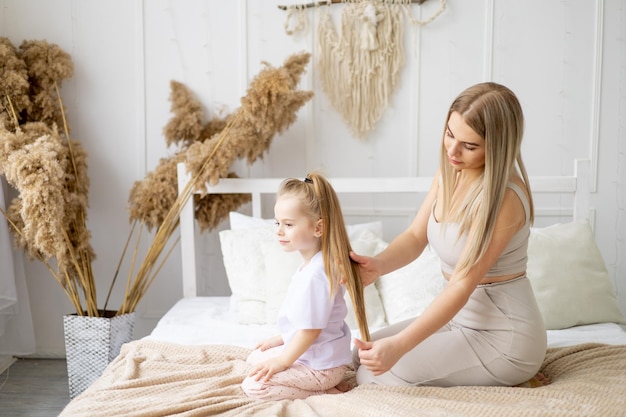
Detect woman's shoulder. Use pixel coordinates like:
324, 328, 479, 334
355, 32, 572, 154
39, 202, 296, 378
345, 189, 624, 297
505, 176, 530, 203
502, 177, 530, 225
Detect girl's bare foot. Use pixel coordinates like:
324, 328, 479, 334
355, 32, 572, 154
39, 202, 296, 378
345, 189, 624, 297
325, 381, 354, 394
335, 380, 354, 392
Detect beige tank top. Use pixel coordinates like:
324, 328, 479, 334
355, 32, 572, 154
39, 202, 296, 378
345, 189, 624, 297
427, 182, 530, 277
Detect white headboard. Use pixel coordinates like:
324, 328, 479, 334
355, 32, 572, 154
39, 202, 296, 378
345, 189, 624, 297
177, 159, 590, 298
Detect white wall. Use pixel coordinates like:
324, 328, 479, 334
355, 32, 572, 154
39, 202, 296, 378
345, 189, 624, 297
1, 0, 624, 355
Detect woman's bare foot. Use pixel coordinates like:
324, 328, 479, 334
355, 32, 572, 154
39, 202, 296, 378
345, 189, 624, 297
517, 371, 551, 387
534, 371, 551, 386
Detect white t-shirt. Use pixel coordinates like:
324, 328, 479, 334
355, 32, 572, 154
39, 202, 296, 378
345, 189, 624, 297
277, 251, 352, 370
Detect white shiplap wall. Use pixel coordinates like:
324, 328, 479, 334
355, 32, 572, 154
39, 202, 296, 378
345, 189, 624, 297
0, 0, 624, 355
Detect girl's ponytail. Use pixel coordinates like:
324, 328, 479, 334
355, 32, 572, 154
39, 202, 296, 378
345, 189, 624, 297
307, 173, 370, 342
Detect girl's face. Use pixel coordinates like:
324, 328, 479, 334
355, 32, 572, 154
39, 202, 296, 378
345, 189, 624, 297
444, 111, 486, 173
274, 195, 322, 261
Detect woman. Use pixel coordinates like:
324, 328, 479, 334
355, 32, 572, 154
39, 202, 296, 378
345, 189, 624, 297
350, 82, 547, 387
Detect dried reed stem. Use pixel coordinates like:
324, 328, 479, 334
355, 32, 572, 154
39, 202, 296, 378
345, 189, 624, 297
122, 221, 145, 312
4, 94, 19, 129
62, 230, 98, 316
62, 269, 86, 317
0, 206, 85, 314
133, 235, 181, 308
117, 110, 243, 315
103, 220, 137, 312
54, 81, 98, 315
55, 82, 79, 182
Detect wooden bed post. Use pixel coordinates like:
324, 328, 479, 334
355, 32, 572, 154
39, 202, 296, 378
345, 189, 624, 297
177, 163, 197, 298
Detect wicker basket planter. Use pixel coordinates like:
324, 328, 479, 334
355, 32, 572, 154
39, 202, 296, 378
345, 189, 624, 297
63, 310, 135, 399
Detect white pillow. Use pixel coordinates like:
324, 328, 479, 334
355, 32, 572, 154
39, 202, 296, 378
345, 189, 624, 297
229, 211, 274, 229
220, 213, 386, 324
263, 229, 388, 329
527, 219, 626, 330
219, 227, 274, 324
375, 245, 447, 324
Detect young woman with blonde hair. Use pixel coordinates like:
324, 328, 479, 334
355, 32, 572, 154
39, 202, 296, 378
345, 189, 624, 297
351, 82, 547, 387
242, 172, 368, 400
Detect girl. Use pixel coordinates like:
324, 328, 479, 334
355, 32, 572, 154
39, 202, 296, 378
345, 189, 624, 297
351, 82, 547, 387
241, 172, 369, 400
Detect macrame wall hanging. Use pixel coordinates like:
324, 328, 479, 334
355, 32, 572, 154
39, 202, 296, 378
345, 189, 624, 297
280, 0, 446, 139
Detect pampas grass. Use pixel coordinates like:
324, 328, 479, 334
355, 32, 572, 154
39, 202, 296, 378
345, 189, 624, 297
0, 39, 97, 316
186, 52, 313, 188
120, 52, 313, 314
19, 39, 74, 128
129, 52, 313, 232
0, 37, 31, 128
1, 38, 313, 317
162, 80, 204, 148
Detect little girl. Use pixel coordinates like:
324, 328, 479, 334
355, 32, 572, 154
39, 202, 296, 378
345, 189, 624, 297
241, 172, 369, 400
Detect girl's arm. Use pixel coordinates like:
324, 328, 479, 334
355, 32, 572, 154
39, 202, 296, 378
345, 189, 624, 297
357, 187, 526, 375
255, 335, 284, 351
249, 328, 322, 382
350, 173, 440, 286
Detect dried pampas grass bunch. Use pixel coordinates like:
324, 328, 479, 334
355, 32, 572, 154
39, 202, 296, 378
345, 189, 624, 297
1, 37, 312, 317
0, 38, 313, 317
0, 38, 97, 316
1, 38, 312, 316
120, 52, 313, 314
128, 52, 313, 232
128, 81, 248, 232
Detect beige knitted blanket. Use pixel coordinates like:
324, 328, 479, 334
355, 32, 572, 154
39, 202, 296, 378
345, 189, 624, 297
59, 340, 626, 417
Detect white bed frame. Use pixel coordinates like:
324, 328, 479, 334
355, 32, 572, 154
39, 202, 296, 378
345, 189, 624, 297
177, 160, 591, 298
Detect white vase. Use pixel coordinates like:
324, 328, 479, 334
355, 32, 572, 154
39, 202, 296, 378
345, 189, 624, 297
63, 310, 135, 399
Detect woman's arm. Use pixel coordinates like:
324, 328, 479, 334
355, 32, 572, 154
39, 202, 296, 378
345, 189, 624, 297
350, 173, 440, 286
248, 329, 322, 382
357, 187, 527, 375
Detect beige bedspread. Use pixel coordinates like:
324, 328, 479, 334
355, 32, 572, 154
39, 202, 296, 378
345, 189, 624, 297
59, 340, 626, 417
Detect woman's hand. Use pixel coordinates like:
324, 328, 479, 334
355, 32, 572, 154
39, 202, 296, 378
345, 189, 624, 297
248, 357, 289, 382
349, 251, 382, 287
255, 335, 284, 351
354, 336, 405, 376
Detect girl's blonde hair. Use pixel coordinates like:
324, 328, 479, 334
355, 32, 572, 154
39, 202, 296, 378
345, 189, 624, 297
278, 172, 370, 341
439, 82, 534, 275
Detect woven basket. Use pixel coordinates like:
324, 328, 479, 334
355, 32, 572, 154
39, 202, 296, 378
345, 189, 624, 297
63, 311, 135, 399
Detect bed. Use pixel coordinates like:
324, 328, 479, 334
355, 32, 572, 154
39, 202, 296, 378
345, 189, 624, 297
59, 159, 626, 417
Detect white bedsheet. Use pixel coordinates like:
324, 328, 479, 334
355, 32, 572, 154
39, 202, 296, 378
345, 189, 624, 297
147, 297, 278, 347
147, 296, 626, 348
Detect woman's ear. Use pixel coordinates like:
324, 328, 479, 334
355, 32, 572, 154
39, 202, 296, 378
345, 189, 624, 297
314, 218, 323, 238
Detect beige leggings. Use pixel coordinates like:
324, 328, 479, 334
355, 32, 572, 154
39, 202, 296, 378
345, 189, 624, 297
355, 276, 547, 387
242, 347, 348, 400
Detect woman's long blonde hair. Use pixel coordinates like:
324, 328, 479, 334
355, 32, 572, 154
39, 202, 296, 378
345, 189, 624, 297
439, 82, 534, 275
278, 172, 370, 341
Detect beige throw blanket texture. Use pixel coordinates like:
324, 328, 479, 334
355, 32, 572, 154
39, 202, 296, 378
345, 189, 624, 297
59, 340, 626, 417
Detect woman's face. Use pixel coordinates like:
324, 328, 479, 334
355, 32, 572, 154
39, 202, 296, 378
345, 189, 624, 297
274, 195, 321, 259
444, 111, 486, 173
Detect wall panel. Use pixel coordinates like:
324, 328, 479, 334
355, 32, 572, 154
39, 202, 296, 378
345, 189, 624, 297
1, 0, 624, 353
